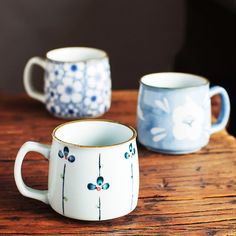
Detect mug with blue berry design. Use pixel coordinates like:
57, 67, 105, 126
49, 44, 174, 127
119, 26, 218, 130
14, 120, 139, 221
23, 47, 111, 118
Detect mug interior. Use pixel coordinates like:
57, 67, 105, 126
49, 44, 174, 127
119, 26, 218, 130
53, 120, 136, 147
141, 73, 209, 89
47, 47, 107, 62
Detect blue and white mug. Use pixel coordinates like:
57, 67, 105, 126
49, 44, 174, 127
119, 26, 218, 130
137, 72, 230, 154
14, 120, 139, 221
24, 47, 111, 118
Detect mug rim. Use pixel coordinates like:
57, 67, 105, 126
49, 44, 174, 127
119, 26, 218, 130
140, 72, 209, 89
52, 119, 137, 148
46, 46, 108, 63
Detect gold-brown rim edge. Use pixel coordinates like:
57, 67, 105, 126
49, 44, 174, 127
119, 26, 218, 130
52, 119, 137, 148
139, 72, 210, 89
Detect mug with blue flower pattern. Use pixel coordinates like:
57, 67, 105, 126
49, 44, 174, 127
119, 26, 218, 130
14, 120, 139, 221
23, 47, 111, 118
137, 72, 230, 154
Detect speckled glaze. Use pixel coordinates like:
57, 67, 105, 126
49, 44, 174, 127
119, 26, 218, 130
137, 73, 230, 154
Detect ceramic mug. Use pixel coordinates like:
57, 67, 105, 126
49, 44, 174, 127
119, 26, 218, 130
23, 47, 111, 118
137, 72, 230, 154
14, 120, 139, 221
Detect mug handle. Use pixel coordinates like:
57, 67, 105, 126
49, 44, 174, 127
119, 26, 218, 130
210, 86, 230, 134
14, 141, 50, 204
23, 57, 46, 103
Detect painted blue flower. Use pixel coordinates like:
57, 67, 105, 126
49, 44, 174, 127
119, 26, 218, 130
124, 143, 136, 159
71, 64, 78, 72
87, 176, 110, 191
45, 59, 111, 119
91, 95, 97, 102
56, 78, 82, 104
52, 64, 64, 79
58, 146, 75, 163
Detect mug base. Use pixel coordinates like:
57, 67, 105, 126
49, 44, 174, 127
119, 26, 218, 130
50, 203, 138, 221
47, 111, 107, 120
144, 145, 203, 155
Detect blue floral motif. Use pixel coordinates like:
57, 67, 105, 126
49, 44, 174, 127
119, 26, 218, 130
58, 146, 76, 215
58, 146, 75, 163
87, 153, 109, 220
124, 143, 136, 159
124, 143, 136, 211
70, 64, 78, 72
87, 176, 110, 191
45, 58, 111, 118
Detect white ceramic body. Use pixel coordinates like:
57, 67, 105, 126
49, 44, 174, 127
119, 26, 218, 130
23, 47, 111, 119
14, 120, 139, 221
137, 73, 230, 154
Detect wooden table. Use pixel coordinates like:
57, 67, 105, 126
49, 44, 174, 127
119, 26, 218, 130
0, 91, 236, 235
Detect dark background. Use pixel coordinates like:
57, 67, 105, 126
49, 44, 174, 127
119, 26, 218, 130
0, 0, 235, 135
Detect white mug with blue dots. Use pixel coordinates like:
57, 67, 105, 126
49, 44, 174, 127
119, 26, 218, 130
23, 47, 111, 119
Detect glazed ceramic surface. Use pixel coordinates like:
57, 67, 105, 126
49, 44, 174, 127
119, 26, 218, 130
24, 47, 111, 118
14, 120, 139, 221
137, 73, 230, 154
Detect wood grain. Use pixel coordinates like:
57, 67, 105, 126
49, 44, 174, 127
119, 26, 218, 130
0, 91, 236, 235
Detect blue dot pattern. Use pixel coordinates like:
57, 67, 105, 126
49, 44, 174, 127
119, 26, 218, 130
45, 58, 111, 118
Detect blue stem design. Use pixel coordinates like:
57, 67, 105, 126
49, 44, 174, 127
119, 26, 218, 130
98, 153, 101, 220
98, 196, 101, 221
62, 163, 66, 215
99, 153, 101, 177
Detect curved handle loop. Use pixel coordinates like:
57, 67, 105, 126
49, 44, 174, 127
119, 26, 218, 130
210, 86, 230, 134
14, 141, 50, 204
23, 57, 46, 103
